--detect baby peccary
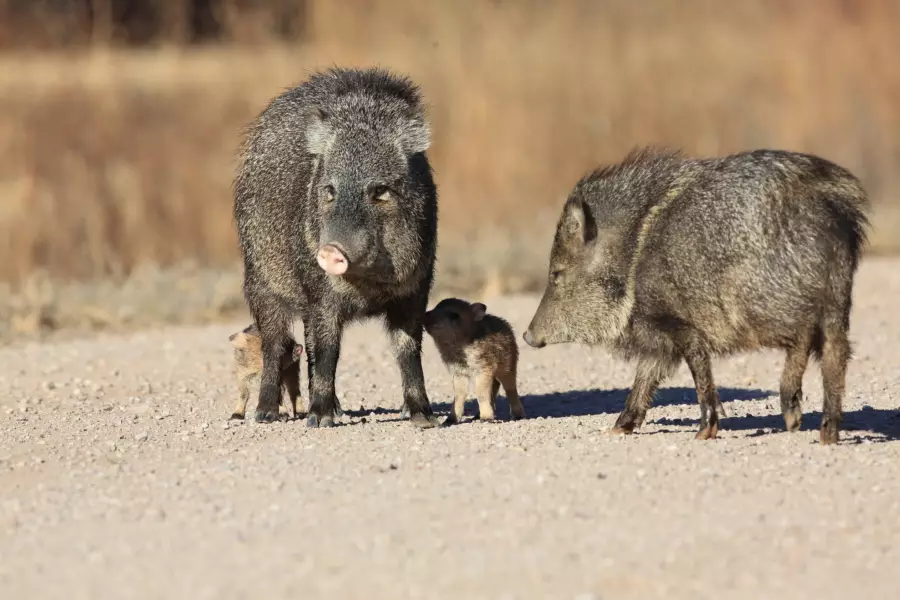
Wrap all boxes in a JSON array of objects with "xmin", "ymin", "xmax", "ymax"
[
  {"xmin": 228, "ymin": 324, "xmax": 303, "ymax": 421},
  {"xmin": 424, "ymin": 298, "xmax": 525, "ymax": 425},
  {"xmin": 524, "ymin": 147, "xmax": 869, "ymax": 444}
]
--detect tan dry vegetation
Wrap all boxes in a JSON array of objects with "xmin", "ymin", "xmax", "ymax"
[{"xmin": 1, "ymin": 0, "xmax": 899, "ymax": 342}]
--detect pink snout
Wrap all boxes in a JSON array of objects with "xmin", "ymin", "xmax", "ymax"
[{"xmin": 316, "ymin": 244, "xmax": 349, "ymax": 276}]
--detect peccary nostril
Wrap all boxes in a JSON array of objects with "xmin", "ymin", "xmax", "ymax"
[{"xmin": 316, "ymin": 244, "xmax": 349, "ymax": 276}]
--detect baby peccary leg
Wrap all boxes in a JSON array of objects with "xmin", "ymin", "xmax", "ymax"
[
  {"xmin": 475, "ymin": 371, "xmax": 498, "ymax": 422},
  {"xmin": 282, "ymin": 358, "xmax": 302, "ymax": 419},
  {"xmin": 684, "ymin": 351, "xmax": 719, "ymax": 440},
  {"xmin": 498, "ymin": 372, "xmax": 526, "ymax": 420},
  {"xmin": 232, "ymin": 377, "xmax": 252, "ymax": 420},
  {"xmin": 443, "ymin": 375, "xmax": 469, "ymax": 426}
]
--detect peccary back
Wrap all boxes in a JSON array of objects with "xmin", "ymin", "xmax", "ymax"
[{"xmin": 233, "ymin": 67, "xmax": 440, "ymax": 428}]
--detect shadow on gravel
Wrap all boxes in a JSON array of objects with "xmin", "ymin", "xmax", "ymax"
[
  {"xmin": 652, "ymin": 406, "xmax": 900, "ymax": 442},
  {"xmin": 517, "ymin": 386, "xmax": 774, "ymax": 420}
]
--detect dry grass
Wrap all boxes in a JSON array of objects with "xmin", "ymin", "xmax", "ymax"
[{"xmin": 1, "ymin": 0, "xmax": 900, "ymax": 341}]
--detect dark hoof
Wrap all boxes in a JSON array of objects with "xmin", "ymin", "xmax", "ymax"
[
  {"xmin": 307, "ymin": 414, "xmax": 336, "ymax": 428},
  {"xmin": 410, "ymin": 413, "xmax": 440, "ymax": 429},
  {"xmin": 820, "ymin": 419, "xmax": 840, "ymax": 445},
  {"xmin": 229, "ymin": 413, "xmax": 245, "ymax": 421},
  {"xmin": 783, "ymin": 407, "xmax": 802, "ymax": 433},
  {"xmin": 334, "ymin": 403, "xmax": 344, "ymax": 418},
  {"xmin": 695, "ymin": 424, "xmax": 719, "ymax": 440},
  {"xmin": 399, "ymin": 404, "xmax": 410, "ymax": 420},
  {"xmin": 441, "ymin": 416, "xmax": 460, "ymax": 427},
  {"xmin": 255, "ymin": 409, "xmax": 280, "ymax": 423}
]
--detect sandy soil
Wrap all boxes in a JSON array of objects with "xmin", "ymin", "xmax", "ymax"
[{"xmin": 1, "ymin": 258, "xmax": 899, "ymax": 600}]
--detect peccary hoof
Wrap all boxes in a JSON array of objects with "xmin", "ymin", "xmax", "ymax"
[
  {"xmin": 307, "ymin": 414, "xmax": 336, "ymax": 428},
  {"xmin": 410, "ymin": 413, "xmax": 440, "ymax": 429},
  {"xmin": 255, "ymin": 409, "xmax": 280, "ymax": 423},
  {"xmin": 819, "ymin": 419, "xmax": 840, "ymax": 445},
  {"xmin": 229, "ymin": 412, "xmax": 245, "ymax": 421},
  {"xmin": 399, "ymin": 404, "xmax": 410, "ymax": 420}
]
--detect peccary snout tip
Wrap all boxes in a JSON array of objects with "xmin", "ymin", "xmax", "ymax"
[
  {"xmin": 523, "ymin": 329, "xmax": 545, "ymax": 349},
  {"xmin": 316, "ymin": 244, "xmax": 349, "ymax": 276}
]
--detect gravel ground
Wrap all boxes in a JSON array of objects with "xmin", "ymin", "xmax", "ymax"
[{"xmin": 2, "ymin": 258, "xmax": 899, "ymax": 600}]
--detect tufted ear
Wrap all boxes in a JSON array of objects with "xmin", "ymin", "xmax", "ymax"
[
  {"xmin": 561, "ymin": 196, "xmax": 597, "ymax": 248},
  {"xmin": 400, "ymin": 114, "xmax": 431, "ymax": 155},
  {"xmin": 305, "ymin": 107, "xmax": 334, "ymax": 155},
  {"xmin": 471, "ymin": 303, "xmax": 486, "ymax": 321}
]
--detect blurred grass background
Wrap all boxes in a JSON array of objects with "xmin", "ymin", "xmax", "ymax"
[{"xmin": 1, "ymin": 0, "xmax": 898, "ymax": 342}]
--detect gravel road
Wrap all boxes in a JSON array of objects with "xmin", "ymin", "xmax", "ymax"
[{"xmin": 2, "ymin": 258, "xmax": 899, "ymax": 600}]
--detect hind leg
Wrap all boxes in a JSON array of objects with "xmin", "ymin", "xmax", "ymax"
[
  {"xmin": 820, "ymin": 328, "xmax": 850, "ymax": 445},
  {"xmin": 684, "ymin": 350, "xmax": 720, "ymax": 441},
  {"xmin": 281, "ymin": 359, "xmax": 303, "ymax": 419},
  {"xmin": 475, "ymin": 371, "xmax": 497, "ymax": 422},
  {"xmin": 780, "ymin": 337, "xmax": 812, "ymax": 433},
  {"xmin": 497, "ymin": 372, "xmax": 525, "ymax": 420}
]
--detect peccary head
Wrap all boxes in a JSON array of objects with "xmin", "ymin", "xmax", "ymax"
[
  {"xmin": 524, "ymin": 193, "xmax": 631, "ymax": 348},
  {"xmin": 424, "ymin": 298, "xmax": 487, "ymax": 346},
  {"xmin": 306, "ymin": 70, "xmax": 432, "ymax": 282}
]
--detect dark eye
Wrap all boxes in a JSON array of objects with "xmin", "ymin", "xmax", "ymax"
[
  {"xmin": 323, "ymin": 185, "xmax": 336, "ymax": 202},
  {"xmin": 550, "ymin": 270, "xmax": 563, "ymax": 285},
  {"xmin": 448, "ymin": 312, "xmax": 459, "ymax": 321},
  {"xmin": 370, "ymin": 185, "xmax": 391, "ymax": 203}
]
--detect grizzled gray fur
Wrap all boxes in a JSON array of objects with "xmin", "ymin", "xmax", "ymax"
[
  {"xmin": 233, "ymin": 67, "xmax": 440, "ymax": 428},
  {"xmin": 524, "ymin": 147, "xmax": 869, "ymax": 444},
  {"xmin": 424, "ymin": 298, "xmax": 525, "ymax": 425}
]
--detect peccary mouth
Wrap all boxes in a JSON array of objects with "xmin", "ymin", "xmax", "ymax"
[{"xmin": 316, "ymin": 243, "xmax": 350, "ymax": 276}]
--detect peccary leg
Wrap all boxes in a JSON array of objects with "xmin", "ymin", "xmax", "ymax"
[
  {"xmin": 474, "ymin": 371, "xmax": 497, "ymax": 422},
  {"xmin": 385, "ymin": 301, "xmax": 439, "ymax": 429},
  {"xmin": 304, "ymin": 311, "xmax": 342, "ymax": 428},
  {"xmin": 780, "ymin": 339, "xmax": 811, "ymax": 433},
  {"xmin": 250, "ymin": 295, "xmax": 293, "ymax": 423},
  {"xmin": 497, "ymin": 371, "xmax": 526, "ymax": 420},
  {"xmin": 820, "ymin": 327, "xmax": 850, "ymax": 445},
  {"xmin": 231, "ymin": 376, "xmax": 251, "ymax": 420},
  {"xmin": 684, "ymin": 351, "xmax": 719, "ymax": 440},
  {"xmin": 281, "ymin": 359, "xmax": 303, "ymax": 419},
  {"xmin": 611, "ymin": 357, "xmax": 677, "ymax": 434},
  {"xmin": 443, "ymin": 374, "xmax": 469, "ymax": 426}
]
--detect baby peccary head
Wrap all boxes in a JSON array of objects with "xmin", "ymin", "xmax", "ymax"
[
  {"xmin": 423, "ymin": 298, "xmax": 525, "ymax": 424},
  {"xmin": 229, "ymin": 324, "xmax": 303, "ymax": 372},
  {"xmin": 308, "ymin": 69, "xmax": 432, "ymax": 281},
  {"xmin": 423, "ymin": 298, "xmax": 488, "ymax": 347}
]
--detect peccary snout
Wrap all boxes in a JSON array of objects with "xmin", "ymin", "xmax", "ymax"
[
  {"xmin": 316, "ymin": 243, "xmax": 350, "ymax": 276},
  {"xmin": 522, "ymin": 328, "xmax": 544, "ymax": 348}
]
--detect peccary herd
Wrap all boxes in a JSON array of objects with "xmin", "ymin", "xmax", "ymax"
[{"xmin": 231, "ymin": 67, "xmax": 870, "ymax": 445}]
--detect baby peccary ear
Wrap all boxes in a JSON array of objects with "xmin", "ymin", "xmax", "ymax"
[
  {"xmin": 292, "ymin": 344, "xmax": 304, "ymax": 362},
  {"xmin": 471, "ymin": 303, "xmax": 487, "ymax": 321},
  {"xmin": 229, "ymin": 332, "xmax": 249, "ymax": 349}
]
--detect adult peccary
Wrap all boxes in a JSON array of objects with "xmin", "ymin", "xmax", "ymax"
[
  {"xmin": 523, "ymin": 147, "xmax": 869, "ymax": 444},
  {"xmin": 233, "ymin": 67, "xmax": 440, "ymax": 428}
]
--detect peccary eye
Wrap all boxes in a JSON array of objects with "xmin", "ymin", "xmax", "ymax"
[
  {"xmin": 370, "ymin": 185, "xmax": 390, "ymax": 203},
  {"xmin": 550, "ymin": 270, "xmax": 563, "ymax": 284},
  {"xmin": 448, "ymin": 312, "xmax": 459, "ymax": 322},
  {"xmin": 323, "ymin": 185, "xmax": 336, "ymax": 202}
]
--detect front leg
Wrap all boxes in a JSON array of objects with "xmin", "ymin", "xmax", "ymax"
[
  {"xmin": 443, "ymin": 373, "xmax": 469, "ymax": 426},
  {"xmin": 385, "ymin": 301, "xmax": 439, "ymax": 429},
  {"xmin": 304, "ymin": 310, "xmax": 343, "ymax": 428},
  {"xmin": 250, "ymin": 294, "xmax": 293, "ymax": 423},
  {"xmin": 610, "ymin": 356, "xmax": 678, "ymax": 434},
  {"xmin": 683, "ymin": 350, "xmax": 720, "ymax": 440}
]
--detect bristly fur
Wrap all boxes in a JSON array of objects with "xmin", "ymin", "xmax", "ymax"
[
  {"xmin": 424, "ymin": 298, "xmax": 525, "ymax": 424},
  {"xmin": 526, "ymin": 145, "xmax": 870, "ymax": 444},
  {"xmin": 232, "ymin": 67, "xmax": 439, "ymax": 428}
]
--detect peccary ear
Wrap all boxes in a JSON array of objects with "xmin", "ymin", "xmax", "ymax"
[
  {"xmin": 471, "ymin": 303, "xmax": 486, "ymax": 321},
  {"xmin": 400, "ymin": 114, "xmax": 431, "ymax": 155},
  {"xmin": 562, "ymin": 197, "xmax": 597, "ymax": 247},
  {"xmin": 230, "ymin": 332, "xmax": 248, "ymax": 349},
  {"xmin": 305, "ymin": 107, "xmax": 334, "ymax": 155},
  {"xmin": 293, "ymin": 344, "xmax": 304, "ymax": 361}
]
